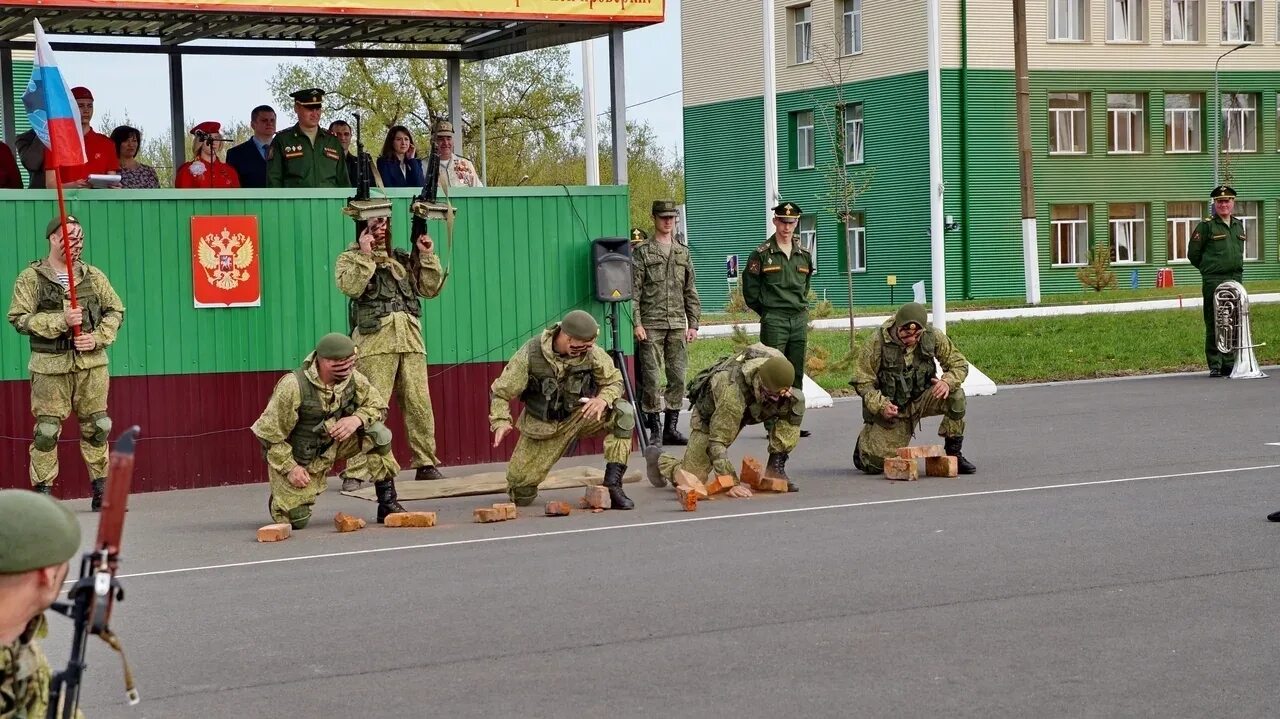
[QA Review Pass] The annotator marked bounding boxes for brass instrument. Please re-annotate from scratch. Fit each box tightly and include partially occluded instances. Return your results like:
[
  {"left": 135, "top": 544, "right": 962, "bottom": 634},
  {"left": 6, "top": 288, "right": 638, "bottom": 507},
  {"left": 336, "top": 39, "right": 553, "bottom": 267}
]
[{"left": 1212, "top": 280, "right": 1267, "bottom": 379}]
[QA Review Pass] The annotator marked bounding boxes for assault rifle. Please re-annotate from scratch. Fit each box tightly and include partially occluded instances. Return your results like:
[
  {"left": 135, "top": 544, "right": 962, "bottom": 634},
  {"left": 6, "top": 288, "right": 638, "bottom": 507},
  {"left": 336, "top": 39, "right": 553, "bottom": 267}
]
[
  {"left": 409, "top": 133, "right": 453, "bottom": 235},
  {"left": 47, "top": 426, "right": 143, "bottom": 719},
  {"left": 341, "top": 111, "right": 392, "bottom": 224}
]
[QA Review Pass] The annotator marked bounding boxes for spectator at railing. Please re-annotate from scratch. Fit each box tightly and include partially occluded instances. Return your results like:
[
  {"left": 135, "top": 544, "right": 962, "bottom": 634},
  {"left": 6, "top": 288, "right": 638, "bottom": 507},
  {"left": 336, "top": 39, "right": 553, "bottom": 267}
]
[
  {"left": 433, "top": 120, "right": 482, "bottom": 189},
  {"left": 15, "top": 129, "right": 44, "bottom": 188},
  {"left": 45, "top": 87, "right": 119, "bottom": 189},
  {"left": 226, "top": 105, "right": 275, "bottom": 189},
  {"left": 110, "top": 125, "right": 159, "bottom": 189},
  {"left": 0, "top": 141, "right": 20, "bottom": 189},
  {"left": 374, "top": 125, "right": 423, "bottom": 188},
  {"left": 174, "top": 122, "right": 241, "bottom": 189},
  {"left": 327, "top": 120, "right": 358, "bottom": 188},
  {"left": 266, "top": 88, "right": 348, "bottom": 189}
]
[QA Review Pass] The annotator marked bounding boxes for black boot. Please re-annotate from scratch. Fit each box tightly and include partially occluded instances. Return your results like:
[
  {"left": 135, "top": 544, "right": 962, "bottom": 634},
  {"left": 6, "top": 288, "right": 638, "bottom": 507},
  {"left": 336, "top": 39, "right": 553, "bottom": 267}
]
[
  {"left": 644, "top": 445, "right": 667, "bottom": 487},
  {"left": 767, "top": 452, "right": 798, "bottom": 493},
  {"left": 374, "top": 480, "right": 407, "bottom": 523},
  {"left": 852, "top": 437, "right": 864, "bottom": 471},
  {"left": 414, "top": 465, "right": 444, "bottom": 481},
  {"left": 33, "top": 483, "right": 52, "bottom": 495},
  {"left": 662, "top": 410, "right": 688, "bottom": 446},
  {"left": 642, "top": 412, "right": 662, "bottom": 446},
  {"left": 944, "top": 436, "right": 977, "bottom": 475},
  {"left": 1268, "top": 509, "right": 1280, "bottom": 522},
  {"left": 90, "top": 478, "right": 105, "bottom": 512},
  {"left": 603, "top": 462, "right": 634, "bottom": 510}
]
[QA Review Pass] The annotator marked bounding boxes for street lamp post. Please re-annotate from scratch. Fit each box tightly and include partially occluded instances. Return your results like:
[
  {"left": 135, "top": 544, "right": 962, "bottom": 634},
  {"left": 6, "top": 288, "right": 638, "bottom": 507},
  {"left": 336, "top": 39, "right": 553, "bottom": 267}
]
[{"left": 1214, "top": 42, "right": 1250, "bottom": 186}]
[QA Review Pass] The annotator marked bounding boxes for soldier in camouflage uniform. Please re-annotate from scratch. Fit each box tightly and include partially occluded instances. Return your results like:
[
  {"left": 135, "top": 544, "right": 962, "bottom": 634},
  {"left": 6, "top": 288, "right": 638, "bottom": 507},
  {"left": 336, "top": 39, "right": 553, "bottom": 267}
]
[
  {"left": 1189, "top": 185, "right": 1246, "bottom": 377},
  {"left": 266, "top": 88, "right": 350, "bottom": 189},
  {"left": 252, "top": 333, "right": 407, "bottom": 529},
  {"left": 850, "top": 303, "right": 976, "bottom": 475},
  {"left": 7, "top": 216, "right": 125, "bottom": 510},
  {"left": 644, "top": 344, "right": 802, "bottom": 494},
  {"left": 0, "top": 490, "right": 83, "bottom": 719},
  {"left": 335, "top": 216, "right": 446, "bottom": 490},
  {"left": 632, "top": 200, "right": 701, "bottom": 446},
  {"left": 489, "top": 310, "right": 635, "bottom": 509}
]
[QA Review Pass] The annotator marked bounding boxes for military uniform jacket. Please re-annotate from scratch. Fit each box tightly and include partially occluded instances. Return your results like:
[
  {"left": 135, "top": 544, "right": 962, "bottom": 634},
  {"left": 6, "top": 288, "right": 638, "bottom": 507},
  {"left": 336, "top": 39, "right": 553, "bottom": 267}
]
[
  {"left": 251, "top": 353, "right": 389, "bottom": 475},
  {"left": 7, "top": 260, "right": 125, "bottom": 375},
  {"left": 1189, "top": 214, "right": 1246, "bottom": 278},
  {"left": 335, "top": 245, "right": 445, "bottom": 358},
  {"left": 742, "top": 235, "right": 813, "bottom": 316},
  {"left": 488, "top": 325, "right": 623, "bottom": 438},
  {"left": 696, "top": 346, "right": 802, "bottom": 458},
  {"left": 631, "top": 238, "right": 701, "bottom": 330},
  {"left": 266, "top": 124, "right": 350, "bottom": 188},
  {"left": 852, "top": 318, "right": 968, "bottom": 417},
  {"left": 0, "top": 614, "right": 83, "bottom": 719}
]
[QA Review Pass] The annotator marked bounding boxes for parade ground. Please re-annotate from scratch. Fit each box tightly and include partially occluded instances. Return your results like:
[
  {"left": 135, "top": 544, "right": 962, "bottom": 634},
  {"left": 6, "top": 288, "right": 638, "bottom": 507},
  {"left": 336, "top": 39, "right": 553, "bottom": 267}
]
[{"left": 57, "top": 371, "right": 1280, "bottom": 719}]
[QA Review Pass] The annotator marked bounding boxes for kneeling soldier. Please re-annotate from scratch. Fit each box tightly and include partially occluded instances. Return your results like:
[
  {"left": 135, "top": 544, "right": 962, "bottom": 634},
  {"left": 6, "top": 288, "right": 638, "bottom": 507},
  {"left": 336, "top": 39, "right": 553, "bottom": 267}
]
[
  {"left": 644, "top": 344, "right": 803, "bottom": 494},
  {"left": 252, "top": 333, "right": 406, "bottom": 529},
  {"left": 850, "top": 302, "right": 976, "bottom": 474},
  {"left": 488, "top": 310, "right": 635, "bottom": 509}
]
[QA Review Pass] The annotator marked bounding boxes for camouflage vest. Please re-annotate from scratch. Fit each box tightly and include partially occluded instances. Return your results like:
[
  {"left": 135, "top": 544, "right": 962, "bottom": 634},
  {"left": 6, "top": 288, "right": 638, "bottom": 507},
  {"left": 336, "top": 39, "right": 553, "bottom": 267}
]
[
  {"left": 519, "top": 337, "right": 598, "bottom": 423},
  {"left": 687, "top": 345, "right": 797, "bottom": 424},
  {"left": 285, "top": 369, "right": 359, "bottom": 464},
  {"left": 29, "top": 265, "right": 103, "bottom": 354},
  {"left": 349, "top": 251, "right": 420, "bottom": 335},
  {"left": 874, "top": 329, "right": 938, "bottom": 412}
]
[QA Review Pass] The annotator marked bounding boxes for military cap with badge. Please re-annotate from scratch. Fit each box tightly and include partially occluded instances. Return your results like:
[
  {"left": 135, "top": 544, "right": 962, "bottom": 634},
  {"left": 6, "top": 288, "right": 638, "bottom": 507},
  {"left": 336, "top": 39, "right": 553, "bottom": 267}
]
[
  {"left": 1210, "top": 185, "right": 1236, "bottom": 200},
  {"left": 290, "top": 88, "right": 326, "bottom": 108},
  {"left": 772, "top": 201, "right": 802, "bottom": 219}
]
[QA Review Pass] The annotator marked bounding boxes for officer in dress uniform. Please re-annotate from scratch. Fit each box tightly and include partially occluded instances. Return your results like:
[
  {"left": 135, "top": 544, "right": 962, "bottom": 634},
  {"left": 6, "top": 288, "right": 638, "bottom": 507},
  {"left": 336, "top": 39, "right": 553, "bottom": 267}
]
[{"left": 266, "top": 88, "right": 350, "bottom": 189}]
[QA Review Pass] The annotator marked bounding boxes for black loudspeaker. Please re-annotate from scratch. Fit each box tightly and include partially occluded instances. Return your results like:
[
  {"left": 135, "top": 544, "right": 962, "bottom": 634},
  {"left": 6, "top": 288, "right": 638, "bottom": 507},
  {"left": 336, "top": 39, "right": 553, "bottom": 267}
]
[{"left": 592, "top": 237, "right": 633, "bottom": 303}]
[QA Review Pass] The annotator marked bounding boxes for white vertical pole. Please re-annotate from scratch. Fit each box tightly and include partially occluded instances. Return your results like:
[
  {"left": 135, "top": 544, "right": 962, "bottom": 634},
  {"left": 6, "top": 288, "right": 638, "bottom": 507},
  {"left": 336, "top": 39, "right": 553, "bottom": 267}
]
[
  {"left": 763, "top": 0, "right": 780, "bottom": 232},
  {"left": 582, "top": 39, "right": 600, "bottom": 185},
  {"left": 927, "top": 0, "right": 946, "bottom": 331},
  {"left": 479, "top": 60, "right": 488, "bottom": 186}
]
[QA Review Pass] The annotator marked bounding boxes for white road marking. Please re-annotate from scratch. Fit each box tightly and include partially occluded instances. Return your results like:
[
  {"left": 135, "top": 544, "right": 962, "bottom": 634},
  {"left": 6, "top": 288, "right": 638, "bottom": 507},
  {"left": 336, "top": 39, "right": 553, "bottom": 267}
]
[{"left": 113, "top": 463, "right": 1280, "bottom": 581}]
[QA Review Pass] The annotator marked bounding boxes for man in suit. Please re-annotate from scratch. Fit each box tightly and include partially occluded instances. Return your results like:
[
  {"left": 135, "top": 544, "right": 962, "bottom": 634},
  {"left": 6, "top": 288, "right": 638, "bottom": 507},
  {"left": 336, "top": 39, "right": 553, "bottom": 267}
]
[{"left": 226, "top": 105, "right": 276, "bottom": 189}]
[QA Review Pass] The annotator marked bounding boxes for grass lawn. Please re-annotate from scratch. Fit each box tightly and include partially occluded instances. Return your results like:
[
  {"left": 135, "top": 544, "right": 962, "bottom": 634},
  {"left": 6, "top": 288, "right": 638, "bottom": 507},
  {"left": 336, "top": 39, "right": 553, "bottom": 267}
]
[{"left": 685, "top": 304, "right": 1280, "bottom": 395}]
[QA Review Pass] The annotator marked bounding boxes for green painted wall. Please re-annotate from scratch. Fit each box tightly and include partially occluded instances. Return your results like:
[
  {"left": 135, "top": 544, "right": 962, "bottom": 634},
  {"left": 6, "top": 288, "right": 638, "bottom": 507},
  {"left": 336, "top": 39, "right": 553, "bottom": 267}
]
[{"left": 0, "top": 186, "right": 630, "bottom": 382}]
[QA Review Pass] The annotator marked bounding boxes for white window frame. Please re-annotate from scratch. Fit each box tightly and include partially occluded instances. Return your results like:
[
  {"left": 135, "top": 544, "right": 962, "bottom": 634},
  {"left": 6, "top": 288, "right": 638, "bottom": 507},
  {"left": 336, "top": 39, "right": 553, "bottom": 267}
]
[
  {"left": 1237, "top": 200, "right": 1259, "bottom": 260},
  {"left": 1107, "top": 93, "right": 1146, "bottom": 153},
  {"left": 843, "top": 103, "right": 864, "bottom": 165},
  {"left": 1049, "top": 0, "right": 1087, "bottom": 40},
  {"left": 1166, "top": 201, "right": 1204, "bottom": 263},
  {"left": 1165, "top": 0, "right": 1201, "bottom": 41},
  {"left": 842, "top": 0, "right": 863, "bottom": 55},
  {"left": 1051, "top": 205, "right": 1091, "bottom": 266},
  {"left": 1109, "top": 204, "right": 1149, "bottom": 264},
  {"left": 792, "top": 5, "right": 812, "bottom": 64},
  {"left": 1164, "top": 93, "right": 1203, "bottom": 153},
  {"left": 1108, "top": 0, "right": 1145, "bottom": 40},
  {"left": 795, "top": 111, "right": 815, "bottom": 169},
  {"left": 1222, "top": 92, "right": 1258, "bottom": 152},
  {"left": 845, "top": 213, "right": 866, "bottom": 273},
  {"left": 1049, "top": 92, "right": 1089, "bottom": 154},
  {"left": 799, "top": 215, "right": 818, "bottom": 273},
  {"left": 1221, "top": 0, "right": 1255, "bottom": 42}
]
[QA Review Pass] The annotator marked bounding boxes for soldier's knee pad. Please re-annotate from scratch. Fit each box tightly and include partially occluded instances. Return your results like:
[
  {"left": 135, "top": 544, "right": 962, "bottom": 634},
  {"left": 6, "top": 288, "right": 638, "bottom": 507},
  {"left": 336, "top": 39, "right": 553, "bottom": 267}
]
[
  {"left": 509, "top": 485, "right": 539, "bottom": 507},
  {"left": 789, "top": 389, "right": 807, "bottom": 419},
  {"left": 33, "top": 416, "right": 61, "bottom": 452},
  {"left": 86, "top": 412, "right": 112, "bottom": 446},
  {"left": 945, "top": 388, "right": 967, "bottom": 420},
  {"left": 365, "top": 421, "right": 393, "bottom": 455},
  {"left": 287, "top": 505, "right": 312, "bottom": 530},
  {"left": 611, "top": 399, "right": 636, "bottom": 437}
]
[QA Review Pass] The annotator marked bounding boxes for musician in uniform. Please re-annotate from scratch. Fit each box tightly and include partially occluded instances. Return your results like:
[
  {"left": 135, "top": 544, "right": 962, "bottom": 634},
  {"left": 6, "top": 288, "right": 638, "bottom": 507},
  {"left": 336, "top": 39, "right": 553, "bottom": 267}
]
[{"left": 1189, "top": 185, "right": 1246, "bottom": 377}]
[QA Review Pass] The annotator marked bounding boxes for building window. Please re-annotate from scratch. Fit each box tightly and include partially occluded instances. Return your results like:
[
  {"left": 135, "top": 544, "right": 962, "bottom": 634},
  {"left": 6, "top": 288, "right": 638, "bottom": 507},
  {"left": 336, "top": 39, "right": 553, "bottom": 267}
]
[
  {"left": 1049, "top": 92, "right": 1089, "bottom": 154},
  {"left": 795, "top": 111, "right": 815, "bottom": 169},
  {"left": 842, "top": 0, "right": 863, "bottom": 54},
  {"left": 1108, "top": 93, "right": 1146, "bottom": 152},
  {"left": 1109, "top": 203, "right": 1148, "bottom": 264},
  {"left": 1108, "top": 0, "right": 1145, "bottom": 40},
  {"left": 1049, "top": 0, "right": 1087, "bottom": 40},
  {"left": 1222, "top": 92, "right": 1258, "bottom": 152},
  {"left": 1221, "top": 0, "right": 1255, "bottom": 42},
  {"left": 1164, "top": 92, "right": 1203, "bottom": 152},
  {"left": 1237, "top": 200, "right": 1259, "bottom": 260},
  {"left": 1166, "top": 201, "right": 1204, "bottom": 262},
  {"left": 845, "top": 212, "right": 866, "bottom": 272},
  {"left": 843, "top": 103, "right": 864, "bottom": 164},
  {"left": 798, "top": 215, "right": 818, "bottom": 273},
  {"left": 792, "top": 5, "right": 812, "bottom": 64},
  {"left": 1051, "top": 204, "right": 1091, "bottom": 266},
  {"left": 1165, "top": 0, "right": 1201, "bottom": 40}
]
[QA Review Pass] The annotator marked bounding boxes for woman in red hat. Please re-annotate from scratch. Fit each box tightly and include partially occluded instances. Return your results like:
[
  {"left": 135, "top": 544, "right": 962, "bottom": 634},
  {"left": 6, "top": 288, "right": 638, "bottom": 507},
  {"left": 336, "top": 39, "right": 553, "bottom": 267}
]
[{"left": 174, "top": 121, "right": 241, "bottom": 189}]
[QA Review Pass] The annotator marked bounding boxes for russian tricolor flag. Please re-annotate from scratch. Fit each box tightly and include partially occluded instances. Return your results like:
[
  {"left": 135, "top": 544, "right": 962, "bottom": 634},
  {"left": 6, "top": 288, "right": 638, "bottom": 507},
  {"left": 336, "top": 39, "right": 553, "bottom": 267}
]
[{"left": 22, "top": 20, "right": 86, "bottom": 169}]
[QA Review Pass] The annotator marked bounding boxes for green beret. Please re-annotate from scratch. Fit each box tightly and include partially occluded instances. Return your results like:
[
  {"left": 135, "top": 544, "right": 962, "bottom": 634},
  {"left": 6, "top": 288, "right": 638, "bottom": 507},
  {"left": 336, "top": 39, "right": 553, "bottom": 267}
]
[
  {"left": 315, "top": 333, "right": 356, "bottom": 359},
  {"left": 560, "top": 310, "right": 599, "bottom": 340},
  {"left": 0, "top": 490, "right": 81, "bottom": 574},
  {"left": 46, "top": 215, "right": 80, "bottom": 239},
  {"left": 758, "top": 356, "right": 795, "bottom": 392},
  {"left": 894, "top": 302, "right": 928, "bottom": 329}
]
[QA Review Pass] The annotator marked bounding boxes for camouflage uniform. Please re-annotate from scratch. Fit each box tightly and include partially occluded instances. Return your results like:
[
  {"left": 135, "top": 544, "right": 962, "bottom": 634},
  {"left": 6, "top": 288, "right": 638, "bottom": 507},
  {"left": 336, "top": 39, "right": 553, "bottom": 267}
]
[
  {"left": 651, "top": 344, "right": 803, "bottom": 489},
  {"left": 0, "top": 615, "right": 75, "bottom": 719},
  {"left": 489, "top": 321, "right": 635, "bottom": 507},
  {"left": 335, "top": 241, "right": 445, "bottom": 481},
  {"left": 7, "top": 259, "right": 125, "bottom": 492},
  {"left": 850, "top": 305, "right": 972, "bottom": 473},
  {"left": 251, "top": 352, "right": 399, "bottom": 528}
]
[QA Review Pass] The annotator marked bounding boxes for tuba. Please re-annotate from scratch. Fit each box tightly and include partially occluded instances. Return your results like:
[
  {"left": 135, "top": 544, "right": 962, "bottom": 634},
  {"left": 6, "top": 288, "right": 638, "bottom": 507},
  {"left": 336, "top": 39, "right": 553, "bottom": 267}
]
[{"left": 1212, "top": 280, "right": 1267, "bottom": 379}]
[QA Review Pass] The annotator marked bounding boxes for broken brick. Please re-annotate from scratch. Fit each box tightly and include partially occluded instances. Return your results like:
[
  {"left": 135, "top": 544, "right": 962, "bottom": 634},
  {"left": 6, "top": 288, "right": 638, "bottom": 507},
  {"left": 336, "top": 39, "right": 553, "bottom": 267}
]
[
  {"left": 676, "top": 486, "right": 698, "bottom": 511},
  {"left": 925, "top": 455, "right": 959, "bottom": 478},
  {"left": 492, "top": 502, "right": 519, "bottom": 520},
  {"left": 740, "top": 456, "right": 765, "bottom": 489},
  {"left": 755, "top": 477, "right": 790, "bottom": 493},
  {"left": 706, "top": 475, "right": 735, "bottom": 495},
  {"left": 584, "top": 485, "right": 612, "bottom": 510},
  {"left": 385, "top": 511, "right": 437, "bottom": 528},
  {"left": 673, "top": 469, "right": 709, "bottom": 498},
  {"left": 333, "top": 512, "right": 366, "bottom": 533},
  {"left": 883, "top": 457, "right": 919, "bottom": 481},
  {"left": 895, "top": 445, "right": 946, "bottom": 460},
  {"left": 473, "top": 507, "right": 504, "bottom": 523},
  {"left": 544, "top": 501, "right": 573, "bottom": 517},
  {"left": 256, "top": 523, "right": 292, "bottom": 542}
]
